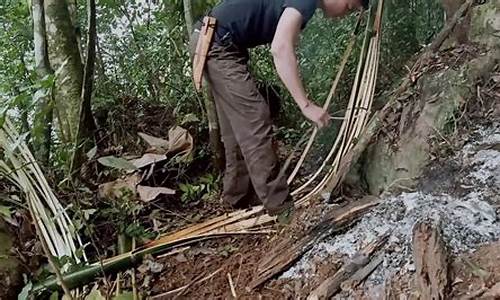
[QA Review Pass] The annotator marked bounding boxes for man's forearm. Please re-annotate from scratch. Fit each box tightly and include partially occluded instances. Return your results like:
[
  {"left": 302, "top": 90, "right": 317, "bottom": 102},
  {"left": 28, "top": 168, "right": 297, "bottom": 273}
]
[{"left": 272, "top": 46, "right": 310, "bottom": 110}]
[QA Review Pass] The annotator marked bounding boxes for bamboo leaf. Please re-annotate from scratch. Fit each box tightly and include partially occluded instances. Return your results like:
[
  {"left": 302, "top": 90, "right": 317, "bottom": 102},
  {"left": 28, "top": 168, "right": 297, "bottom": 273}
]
[{"left": 86, "top": 146, "right": 97, "bottom": 160}]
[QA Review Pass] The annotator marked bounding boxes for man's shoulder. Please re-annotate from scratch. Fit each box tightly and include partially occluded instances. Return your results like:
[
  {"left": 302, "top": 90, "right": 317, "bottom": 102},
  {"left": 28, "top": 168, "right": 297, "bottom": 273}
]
[{"left": 283, "top": 0, "right": 317, "bottom": 24}]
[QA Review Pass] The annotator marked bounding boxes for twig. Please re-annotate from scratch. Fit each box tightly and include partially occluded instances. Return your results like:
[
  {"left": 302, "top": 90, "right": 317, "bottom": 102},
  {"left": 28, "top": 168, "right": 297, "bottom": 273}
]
[
  {"left": 132, "top": 237, "right": 138, "bottom": 300},
  {"left": 308, "top": 234, "right": 388, "bottom": 299},
  {"left": 164, "top": 267, "right": 223, "bottom": 299},
  {"left": 228, "top": 272, "right": 237, "bottom": 299},
  {"left": 340, "top": 252, "right": 384, "bottom": 291},
  {"left": 156, "top": 246, "right": 190, "bottom": 259}
]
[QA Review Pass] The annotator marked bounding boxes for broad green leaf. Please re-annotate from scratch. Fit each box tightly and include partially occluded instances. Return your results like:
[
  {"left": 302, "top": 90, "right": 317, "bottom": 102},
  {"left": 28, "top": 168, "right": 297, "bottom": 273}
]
[
  {"left": 49, "top": 291, "right": 59, "bottom": 300},
  {"left": 181, "top": 113, "right": 200, "bottom": 125},
  {"left": 0, "top": 205, "right": 11, "bottom": 219},
  {"left": 17, "top": 281, "right": 32, "bottom": 300},
  {"left": 97, "top": 156, "right": 137, "bottom": 171},
  {"left": 86, "top": 146, "right": 98, "bottom": 160}
]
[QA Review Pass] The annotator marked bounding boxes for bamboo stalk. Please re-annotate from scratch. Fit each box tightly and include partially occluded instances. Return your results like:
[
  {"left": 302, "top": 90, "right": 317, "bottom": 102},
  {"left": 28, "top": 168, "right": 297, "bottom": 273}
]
[
  {"left": 293, "top": 30, "right": 375, "bottom": 201},
  {"left": 296, "top": 0, "right": 385, "bottom": 204},
  {"left": 32, "top": 231, "right": 271, "bottom": 292}
]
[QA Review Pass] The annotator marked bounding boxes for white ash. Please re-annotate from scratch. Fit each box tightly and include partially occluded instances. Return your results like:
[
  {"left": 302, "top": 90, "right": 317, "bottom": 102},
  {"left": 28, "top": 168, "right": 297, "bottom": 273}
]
[
  {"left": 282, "top": 122, "right": 500, "bottom": 282},
  {"left": 282, "top": 192, "right": 499, "bottom": 280}
]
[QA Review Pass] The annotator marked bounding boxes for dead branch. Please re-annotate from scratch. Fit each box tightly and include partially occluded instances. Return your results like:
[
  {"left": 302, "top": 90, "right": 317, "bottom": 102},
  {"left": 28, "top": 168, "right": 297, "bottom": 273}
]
[
  {"left": 248, "top": 198, "right": 380, "bottom": 290},
  {"left": 308, "top": 234, "right": 388, "bottom": 300},
  {"left": 340, "top": 252, "right": 384, "bottom": 291},
  {"left": 412, "top": 219, "right": 450, "bottom": 300}
]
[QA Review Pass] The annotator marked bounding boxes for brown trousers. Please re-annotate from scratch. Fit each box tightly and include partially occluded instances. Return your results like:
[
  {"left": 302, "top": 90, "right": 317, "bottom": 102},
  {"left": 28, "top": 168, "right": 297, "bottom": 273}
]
[{"left": 190, "top": 31, "right": 291, "bottom": 215}]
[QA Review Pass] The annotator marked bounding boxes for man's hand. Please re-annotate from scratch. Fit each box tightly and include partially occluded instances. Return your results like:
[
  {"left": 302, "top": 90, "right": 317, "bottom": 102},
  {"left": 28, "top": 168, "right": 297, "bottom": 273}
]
[{"left": 301, "top": 102, "right": 331, "bottom": 129}]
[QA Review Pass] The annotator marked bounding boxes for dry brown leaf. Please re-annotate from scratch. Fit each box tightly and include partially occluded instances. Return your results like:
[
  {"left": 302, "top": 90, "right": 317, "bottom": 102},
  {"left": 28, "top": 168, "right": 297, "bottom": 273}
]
[
  {"left": 167, "top": 126, "right": 193, "bottom": 158},
  {"left": 98, "top": 174, "right": 141, "bottom": 200},
  {"left": 130, "top": 153, "right": 167, "bottom": 169},
  {"left": 137, "top": 185, "right": 175, "bottom": 202},
  {"left": 138, "top": 132, "right": 169, "bottom": 153}
]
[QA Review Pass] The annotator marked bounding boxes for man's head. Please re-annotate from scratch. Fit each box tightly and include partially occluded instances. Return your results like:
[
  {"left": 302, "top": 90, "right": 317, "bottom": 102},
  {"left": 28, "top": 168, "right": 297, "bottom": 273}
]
[{"left": 319, "top": 0, "right": 369, "bottom": 18}]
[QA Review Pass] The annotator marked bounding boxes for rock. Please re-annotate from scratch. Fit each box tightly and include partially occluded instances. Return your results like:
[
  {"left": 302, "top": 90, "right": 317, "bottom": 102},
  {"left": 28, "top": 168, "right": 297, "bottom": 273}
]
[
  {"left": 469, "top": 0, "right": 500, "bottom": 49},
  {"left": 362, "top": 12, "right": 500, "bottom": 195},
  {"left": 363, "top": 64, "right": 469, "bottom": 195}
]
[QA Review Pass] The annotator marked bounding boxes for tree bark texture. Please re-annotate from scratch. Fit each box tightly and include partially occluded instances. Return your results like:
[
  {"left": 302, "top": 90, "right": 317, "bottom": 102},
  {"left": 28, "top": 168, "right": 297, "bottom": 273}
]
[
  {"left": 183, "top": 0, "right": 194, "bottom": 37},
  {"left": 70, "top": 0, "right": 98, "bottom": 174},
  {"left": 204, "top": 87, "right": 225, "bottom": 170},
  {"left": 412, "top": 220, "right": 450, "bottom": 300},
  {"left": 44, "top": 0, "right": 84, "bottom": 143},
  {"left": 32, "top": 0, "right": 54, "bottom": 165}
]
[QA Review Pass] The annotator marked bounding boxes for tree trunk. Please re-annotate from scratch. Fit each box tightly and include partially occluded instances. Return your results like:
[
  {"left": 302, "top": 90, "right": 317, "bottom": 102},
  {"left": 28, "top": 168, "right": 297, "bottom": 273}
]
[
  {"left": 67, "top": 0, "right": 84, "bottom": 63},
  {"left": 204, "top": 87, "right": 225, "bottom": 170},
  {"left": 32, "top": 0, "right": 54, "bottom": 166},
  {"left": 184, "top": 0, "right": 224, "bottom": 170},
  {"left": 44, "top": 0, "right": 84, "bottom": 144},
  {"left": 70, "top": 0, "right": 98, "bottom": 174},
  {"left": 183, "top": 0, "right": 194, "bottom": 37}
]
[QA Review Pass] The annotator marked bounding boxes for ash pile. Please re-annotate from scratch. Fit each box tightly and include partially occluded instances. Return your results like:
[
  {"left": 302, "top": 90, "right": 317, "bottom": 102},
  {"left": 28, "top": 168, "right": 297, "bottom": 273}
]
[{"left": 283, "top": 122, "right": 500, "bottom": 297}]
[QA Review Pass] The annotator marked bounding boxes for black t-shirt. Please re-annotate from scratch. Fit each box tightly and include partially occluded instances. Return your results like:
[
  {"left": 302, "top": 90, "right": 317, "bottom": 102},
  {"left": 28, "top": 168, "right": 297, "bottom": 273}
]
[{"left": 210, "top": 0, "right": 317, "bottom": 48}]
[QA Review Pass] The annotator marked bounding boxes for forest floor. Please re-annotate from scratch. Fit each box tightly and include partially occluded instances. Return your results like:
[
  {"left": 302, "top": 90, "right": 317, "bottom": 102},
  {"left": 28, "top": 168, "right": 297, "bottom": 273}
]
[
  {"left": 138, "top": 68, "right": 500, "bottom": 299},
  {"left": 144, "top": 121, "right": 500, "bottom": 299},
  {"left": 9, "top": 48, "right": 499, "bottom": 300}
]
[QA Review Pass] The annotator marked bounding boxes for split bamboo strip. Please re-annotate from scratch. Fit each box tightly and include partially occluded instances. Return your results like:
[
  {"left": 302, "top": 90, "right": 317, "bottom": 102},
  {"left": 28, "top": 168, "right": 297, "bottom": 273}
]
[
  {"left": 291, "top": 9, "right": 373, "bottom": 196},
  {"left": 1, "top": 118, "right": 86, "bottom": 261},
  {"left": 295, "top": 0, "right": 384, "bottom": 204},
  {"left": 287, "top": 13, "right": 364, "bottom": 184},
  {"left": 320, "top": 0, "right": 469, "bottom": 195},
  {"left": 0, "top": 119, "right": 85, "bottom": 261}
]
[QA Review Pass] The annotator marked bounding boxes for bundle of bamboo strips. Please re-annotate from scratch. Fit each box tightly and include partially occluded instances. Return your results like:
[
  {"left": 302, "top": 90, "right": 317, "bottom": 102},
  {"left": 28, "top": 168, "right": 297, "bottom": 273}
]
[
  {"left": 0, "top": 118, "right": 86, "bottom": 262},
  {"left": 286, "top": 13, "right": 364, "bottom": 185},
  {"left": 295, "top": 0, "right": 384, "bottom": 203}
]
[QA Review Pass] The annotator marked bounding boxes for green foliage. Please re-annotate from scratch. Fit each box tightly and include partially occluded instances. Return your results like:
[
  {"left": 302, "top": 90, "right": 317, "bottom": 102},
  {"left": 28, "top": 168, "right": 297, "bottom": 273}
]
[{"left": 178, "top": 173, "right": 219, "bottom": 203}]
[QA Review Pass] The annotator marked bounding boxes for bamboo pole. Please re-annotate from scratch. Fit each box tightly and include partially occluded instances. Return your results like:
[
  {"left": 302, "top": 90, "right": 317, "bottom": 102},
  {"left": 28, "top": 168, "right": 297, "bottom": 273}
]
[
  {"left": 32, "top": 231, "right": 271, "bottom": 292},
  {"left": 297, "top": 0, "right": 385, "bottom": 203}
]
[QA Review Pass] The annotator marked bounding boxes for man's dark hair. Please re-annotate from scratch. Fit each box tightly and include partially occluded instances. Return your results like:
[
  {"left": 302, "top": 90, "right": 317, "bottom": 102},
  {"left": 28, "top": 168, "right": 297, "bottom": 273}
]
[{"left": 361, "top": 0, "right": 370, "bottom": 9}]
